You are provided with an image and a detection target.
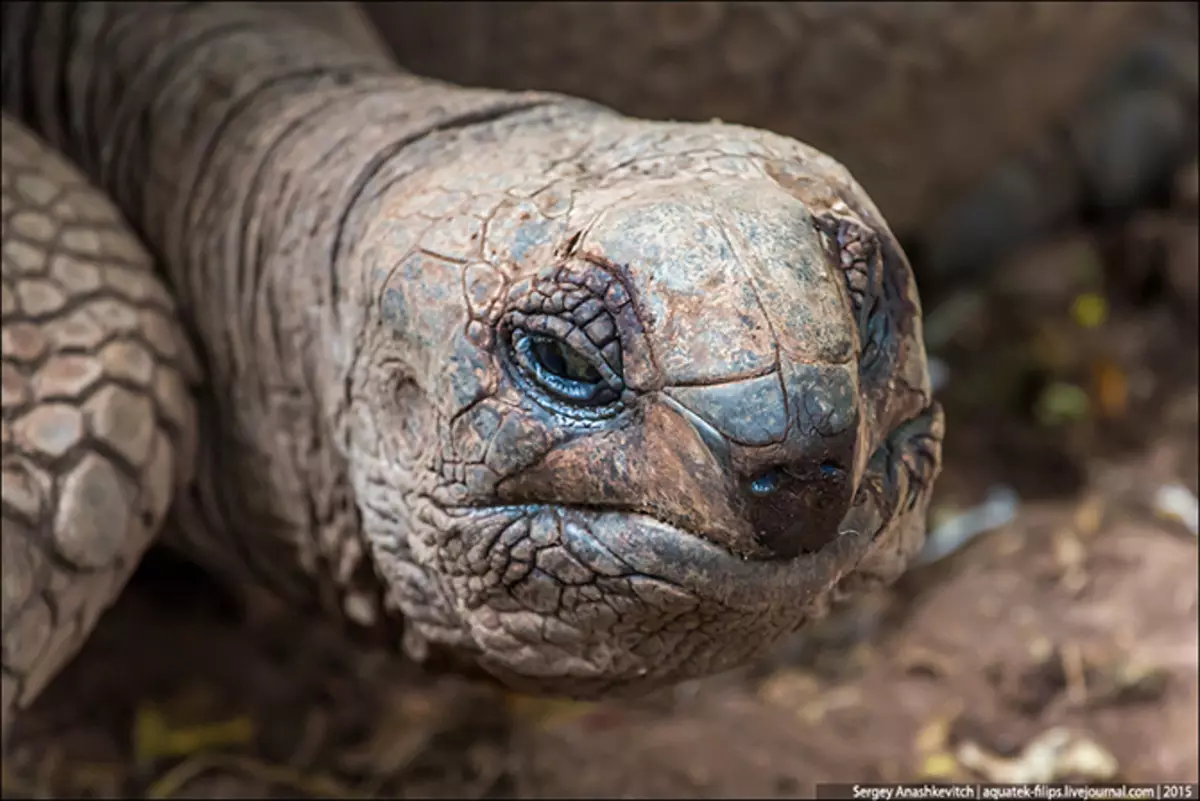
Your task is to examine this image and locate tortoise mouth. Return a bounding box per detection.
[468,402,944,604]
[442,499,892,697]
[468,489,883,615]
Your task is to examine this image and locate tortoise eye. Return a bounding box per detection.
[532,337,601,384]
[512,333,619,407]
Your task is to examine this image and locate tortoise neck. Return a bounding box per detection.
[3,2,393,354]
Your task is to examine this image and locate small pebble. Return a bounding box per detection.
[1153,483,1199,536]
[916,485,1021,565]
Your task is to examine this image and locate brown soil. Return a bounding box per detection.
[4,166,1197,798]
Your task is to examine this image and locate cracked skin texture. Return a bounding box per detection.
[0,1,941,736]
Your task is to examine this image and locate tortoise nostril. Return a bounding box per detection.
[748,468,784,496]
[819,460,843,478]
[747,461,842,499]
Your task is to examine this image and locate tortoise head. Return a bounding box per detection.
[337,111,943,696]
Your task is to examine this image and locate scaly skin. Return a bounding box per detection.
[1,116,199,738]
[0,0,941,730]
[367,1,1198,281]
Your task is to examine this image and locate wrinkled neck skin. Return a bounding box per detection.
[1,0,569,618]
[2,2,944,696]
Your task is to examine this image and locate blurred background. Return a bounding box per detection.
[6,2,1198,797]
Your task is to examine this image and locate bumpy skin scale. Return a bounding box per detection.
[0,0,941,722]
[368,1,1198,280]
[1,116,199,737]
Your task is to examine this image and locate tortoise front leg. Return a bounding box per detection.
[1,116,199,741]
